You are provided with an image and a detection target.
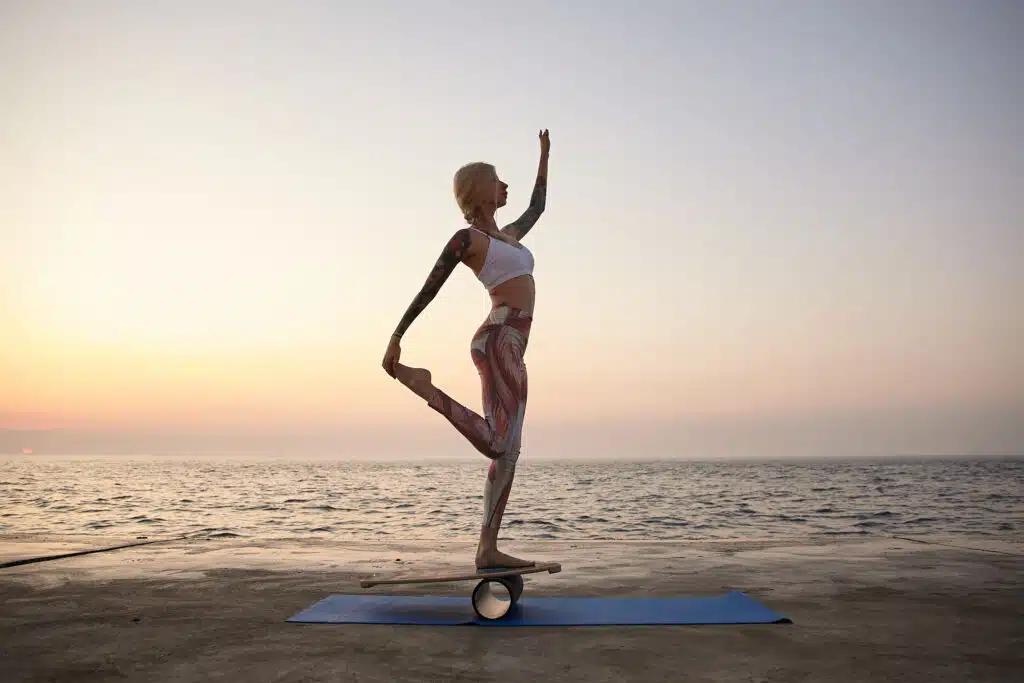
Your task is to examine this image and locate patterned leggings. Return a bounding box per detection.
[427,305,531,529]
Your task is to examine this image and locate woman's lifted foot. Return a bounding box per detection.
[394,363,435,402]
[475,549,535,571]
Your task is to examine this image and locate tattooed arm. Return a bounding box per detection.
[502,131,549,241]
[390,228,472,341]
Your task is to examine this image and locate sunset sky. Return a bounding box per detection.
[2,1,1021,458]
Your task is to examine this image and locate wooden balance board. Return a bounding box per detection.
[360,561,562,621]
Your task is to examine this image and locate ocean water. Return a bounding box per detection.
[0,456,1020,542]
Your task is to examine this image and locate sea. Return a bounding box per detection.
[0,456,1021,543]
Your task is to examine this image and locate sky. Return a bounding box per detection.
[2,0,1022,459]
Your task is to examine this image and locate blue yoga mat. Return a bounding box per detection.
[287,591,790,626]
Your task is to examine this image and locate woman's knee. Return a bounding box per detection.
[484,436,521,462]
[488,454,517,483]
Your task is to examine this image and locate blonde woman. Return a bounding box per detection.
[382,130,550,570]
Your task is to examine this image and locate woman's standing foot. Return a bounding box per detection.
[475,548,534,570]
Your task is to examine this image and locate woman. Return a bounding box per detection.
[381,129,550,570]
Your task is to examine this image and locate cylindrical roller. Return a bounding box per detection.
[471,579,515,620]
[501,574,525,603]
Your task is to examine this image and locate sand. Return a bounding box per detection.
[1,533,1021,682]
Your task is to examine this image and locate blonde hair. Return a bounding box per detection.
[453,162,495,222]
[453,162,519,246]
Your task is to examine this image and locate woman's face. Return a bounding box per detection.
[482,169,508,210]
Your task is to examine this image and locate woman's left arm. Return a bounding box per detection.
[502,129,550,240]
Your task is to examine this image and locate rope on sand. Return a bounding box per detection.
[874,532,1021,557]
[0,533,203,570]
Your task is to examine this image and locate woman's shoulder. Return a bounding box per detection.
[441,226,482,260]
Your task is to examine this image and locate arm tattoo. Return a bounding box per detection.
[392,229,472,340]
[503,174,546,240]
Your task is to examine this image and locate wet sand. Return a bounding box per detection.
[1,534,1021,682]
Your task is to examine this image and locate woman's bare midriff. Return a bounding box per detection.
[488,275,535,315]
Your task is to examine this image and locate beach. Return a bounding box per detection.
[1,533,1021,682]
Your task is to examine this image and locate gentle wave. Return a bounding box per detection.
[0,457,1021,542]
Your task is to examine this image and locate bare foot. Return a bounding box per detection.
[393,363,435,402]
[475,549,535,570]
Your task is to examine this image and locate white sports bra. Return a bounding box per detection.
[470,227,535,291]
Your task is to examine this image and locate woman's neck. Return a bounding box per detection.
[471,215,498,232]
